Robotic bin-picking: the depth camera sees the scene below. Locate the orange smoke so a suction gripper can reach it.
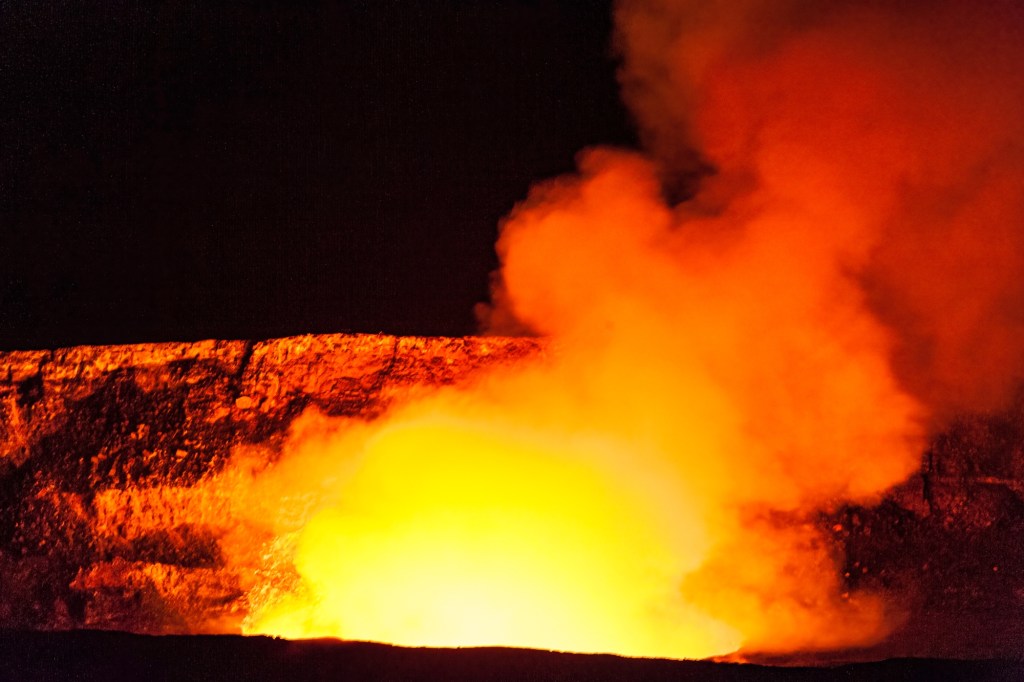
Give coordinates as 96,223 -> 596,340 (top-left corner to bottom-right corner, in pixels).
231,0 -> 1024,659
616,0 -> 1024,416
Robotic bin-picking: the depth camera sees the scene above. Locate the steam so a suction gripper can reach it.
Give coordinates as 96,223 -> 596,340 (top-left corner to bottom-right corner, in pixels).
232,0 -> 1024,658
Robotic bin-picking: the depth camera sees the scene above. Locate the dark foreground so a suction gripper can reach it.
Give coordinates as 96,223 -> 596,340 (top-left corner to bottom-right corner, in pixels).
0,631 -> 1021,682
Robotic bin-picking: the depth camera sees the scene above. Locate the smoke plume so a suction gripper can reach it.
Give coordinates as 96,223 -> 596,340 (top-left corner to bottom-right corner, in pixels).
233,0 -> 1024,658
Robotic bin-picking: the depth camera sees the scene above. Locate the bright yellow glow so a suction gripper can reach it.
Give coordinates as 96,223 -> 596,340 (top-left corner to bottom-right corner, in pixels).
246,415 -> 742,659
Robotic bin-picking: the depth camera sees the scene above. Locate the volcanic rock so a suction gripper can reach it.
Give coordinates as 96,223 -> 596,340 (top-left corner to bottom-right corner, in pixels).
0,334 -> 1021,661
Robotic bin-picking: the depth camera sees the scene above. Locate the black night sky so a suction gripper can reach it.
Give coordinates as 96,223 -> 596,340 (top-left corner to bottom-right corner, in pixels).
0,1 -> 635,350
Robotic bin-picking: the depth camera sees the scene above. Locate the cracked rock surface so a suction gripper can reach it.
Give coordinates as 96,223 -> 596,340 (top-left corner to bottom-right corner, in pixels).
0,334 -> 540,632
0,333 -> 1021,660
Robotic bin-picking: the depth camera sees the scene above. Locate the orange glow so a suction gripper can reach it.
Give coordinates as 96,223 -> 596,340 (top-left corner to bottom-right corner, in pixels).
244,415 -> 740,658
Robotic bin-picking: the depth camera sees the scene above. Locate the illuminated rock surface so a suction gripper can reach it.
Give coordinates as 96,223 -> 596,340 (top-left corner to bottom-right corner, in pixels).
0,335 -> 540,634
0,334 -> 1021,662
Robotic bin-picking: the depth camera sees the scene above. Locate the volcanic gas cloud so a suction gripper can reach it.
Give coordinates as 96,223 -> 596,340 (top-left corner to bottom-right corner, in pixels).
226,0 -> 1024,659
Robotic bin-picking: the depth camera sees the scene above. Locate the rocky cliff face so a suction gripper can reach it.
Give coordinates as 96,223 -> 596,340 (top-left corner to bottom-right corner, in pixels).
0,334 -> 1021,656
0,335 -> 540,633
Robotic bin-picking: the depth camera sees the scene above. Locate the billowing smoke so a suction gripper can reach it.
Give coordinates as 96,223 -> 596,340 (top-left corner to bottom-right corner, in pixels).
231,0 -> 1024,659
610,0 -> 1024,419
